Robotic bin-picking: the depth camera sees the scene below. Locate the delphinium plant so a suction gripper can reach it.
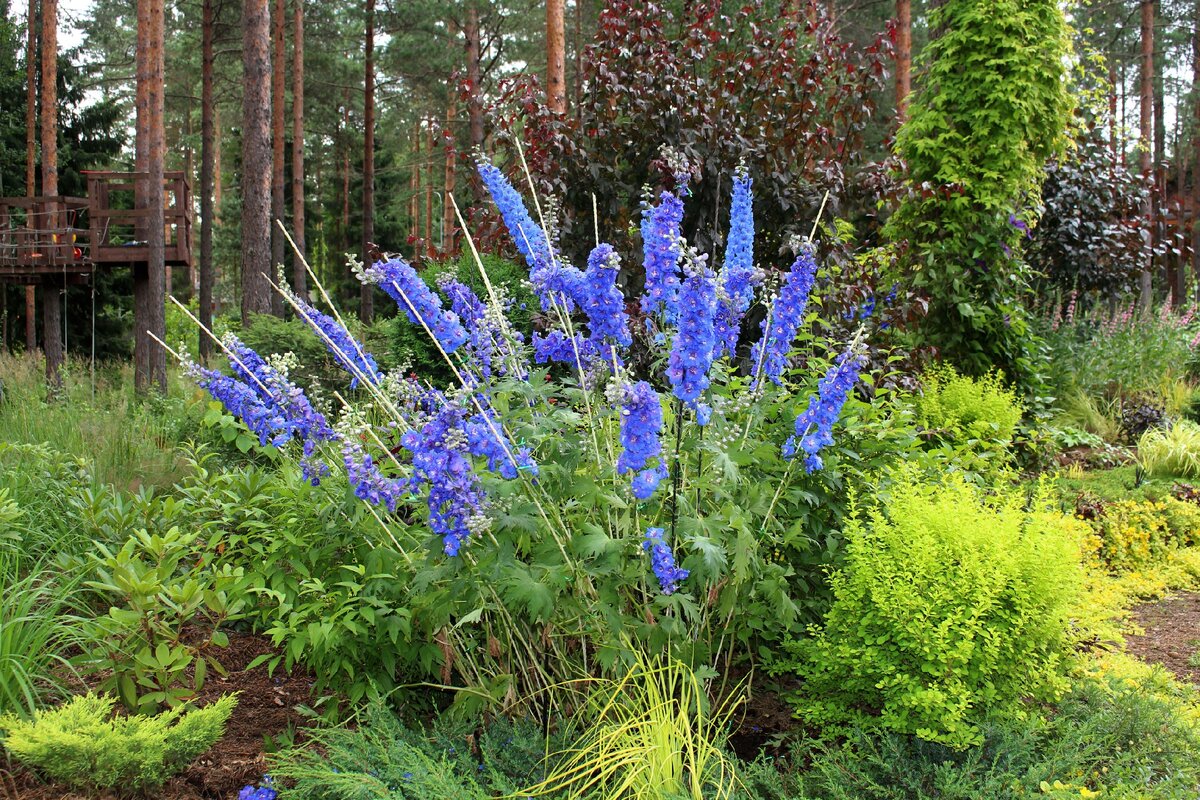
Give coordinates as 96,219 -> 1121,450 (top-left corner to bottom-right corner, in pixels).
170,149 -> 874,702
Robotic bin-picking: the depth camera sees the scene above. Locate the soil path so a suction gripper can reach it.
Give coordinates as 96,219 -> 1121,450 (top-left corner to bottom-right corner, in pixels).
1125,591 -> 1200,684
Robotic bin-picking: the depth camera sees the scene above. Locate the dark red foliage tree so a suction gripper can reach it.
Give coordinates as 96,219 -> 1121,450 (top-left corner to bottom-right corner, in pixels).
483,0 -> 893,271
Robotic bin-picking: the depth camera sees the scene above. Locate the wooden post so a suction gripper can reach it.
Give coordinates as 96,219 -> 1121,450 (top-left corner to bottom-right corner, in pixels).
24,286 -> 35,352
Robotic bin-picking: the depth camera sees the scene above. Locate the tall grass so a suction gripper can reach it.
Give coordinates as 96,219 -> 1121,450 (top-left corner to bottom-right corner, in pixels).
0,353 -> 195,489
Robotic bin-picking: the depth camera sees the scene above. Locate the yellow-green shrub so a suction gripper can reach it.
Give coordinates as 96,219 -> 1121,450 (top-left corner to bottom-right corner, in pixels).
916,365 -> 1024,442
1089,497 -> 1200,571
0,692 -> 236,796
777,474 -> 1083,749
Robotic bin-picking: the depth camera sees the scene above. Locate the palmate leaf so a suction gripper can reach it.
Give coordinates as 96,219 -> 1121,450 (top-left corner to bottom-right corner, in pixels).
499,566 -> 556,623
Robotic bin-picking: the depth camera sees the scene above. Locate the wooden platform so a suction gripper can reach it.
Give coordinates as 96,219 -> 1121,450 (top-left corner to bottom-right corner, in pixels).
0,171 -> 192,285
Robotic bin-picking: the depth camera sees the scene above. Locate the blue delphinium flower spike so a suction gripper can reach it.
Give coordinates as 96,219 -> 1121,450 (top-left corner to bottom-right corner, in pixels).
666,248 -> 717,419
614,380 -> 668,499
715,170 -> 757,358
582,243 -> 632,354
782,345 -> 865,472
643,527 -> 689,594
640,188 -> 686,323
364,256 -> 468,353
750,243 -> 819,387
292,297 -> 382,388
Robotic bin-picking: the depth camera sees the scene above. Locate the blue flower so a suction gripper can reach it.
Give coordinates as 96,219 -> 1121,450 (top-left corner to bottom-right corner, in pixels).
643,527 -> 689,594
615,381 -> 668,499
365,256 -> 468,353
782,345 -> 865,472
582,243 -> 632,353
715,171 -> 757,357
751,244 -> 818,387
291,297 -> 381,388
463,409 -> 538,479
640,188 -> 686,322
342,438 -> 407,512
666,251 -> 718,416
238,782 -> 277,800
532,330 -> 598,367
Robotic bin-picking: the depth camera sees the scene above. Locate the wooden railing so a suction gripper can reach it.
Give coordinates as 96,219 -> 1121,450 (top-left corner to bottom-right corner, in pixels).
85,171 -> 193,267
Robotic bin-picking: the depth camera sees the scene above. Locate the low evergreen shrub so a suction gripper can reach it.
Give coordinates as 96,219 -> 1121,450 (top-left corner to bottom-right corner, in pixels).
0,692 -> 236,797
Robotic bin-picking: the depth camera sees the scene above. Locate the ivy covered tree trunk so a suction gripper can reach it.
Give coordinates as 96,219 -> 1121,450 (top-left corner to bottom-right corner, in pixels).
886,0 -> 1072,384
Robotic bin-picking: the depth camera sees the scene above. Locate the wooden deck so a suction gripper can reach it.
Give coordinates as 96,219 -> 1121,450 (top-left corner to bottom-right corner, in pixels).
0,171 -> 192,285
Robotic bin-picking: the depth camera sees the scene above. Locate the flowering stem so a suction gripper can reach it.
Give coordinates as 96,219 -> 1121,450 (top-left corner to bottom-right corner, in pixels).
670,399 -> 684,542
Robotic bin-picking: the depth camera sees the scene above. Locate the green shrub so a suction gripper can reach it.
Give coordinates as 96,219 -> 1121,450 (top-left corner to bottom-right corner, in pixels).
916,366 -> 1024,442
785,655 -> 1200,800
777,473 -> 1083,749
269,700 -> 565,799
73,525 -> 248,713
1139,420 -> 1200,479
0,692 -> 236,797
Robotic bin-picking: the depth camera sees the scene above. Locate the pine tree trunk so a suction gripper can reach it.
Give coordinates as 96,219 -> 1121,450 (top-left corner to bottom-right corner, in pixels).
24,0 -> 37,354
199,0 -> 215,363
1192,0 -> 1200,302
341,88 -> 350,255
424,121 -> 433,255
291,0 -> 307,296
443,100 -> 456,253
241,0 -> 273,324
410,122 -> 420,239
546,0 -> 566,114
269,0 -> 286,314
574,0 -> 583,114
895,0 -> 911,121
465,6 -> 483,150
1140,0 -> 1155,309
360,0 -> 375,324
40,0 -> 60,387
146,0 -> 166,391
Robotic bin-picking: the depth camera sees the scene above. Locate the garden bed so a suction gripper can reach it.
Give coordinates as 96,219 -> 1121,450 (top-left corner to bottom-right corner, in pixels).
1126,591 -> 1200,685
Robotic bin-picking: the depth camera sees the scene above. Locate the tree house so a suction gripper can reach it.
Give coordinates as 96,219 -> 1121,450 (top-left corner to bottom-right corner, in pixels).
0,171 -> 192,286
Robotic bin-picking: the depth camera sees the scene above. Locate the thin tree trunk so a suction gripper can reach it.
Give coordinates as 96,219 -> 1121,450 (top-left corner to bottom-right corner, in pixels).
199,0 -> 215,362
341,87 -> 350,258
360,0 -> 375,324
24,0 -> 37,354
25,0 -> 36,197
895,0 -> 911,121
291,0 -> 307,296
242,0 -> 273,323
1139,0 -> 1155,309
146,0 -> 166,391
410,122 -> 420,240
443,101 -> 456,253
546,0 -> 566,114
465,6 -> 483,150
424,121 -> 433,255
40,0 -> 60,387
213,105 -> 223,213
1192,0 -> 1200,302
574,0 -> 583,115
269,0 -> 286,314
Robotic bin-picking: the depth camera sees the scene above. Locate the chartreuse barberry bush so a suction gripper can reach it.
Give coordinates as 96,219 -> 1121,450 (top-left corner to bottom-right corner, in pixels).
913,365 -> 1025,479
887,0 -> 1072,384
174,154 -> 893,702
777,471 -> 1084,749
0,693 -> 236,797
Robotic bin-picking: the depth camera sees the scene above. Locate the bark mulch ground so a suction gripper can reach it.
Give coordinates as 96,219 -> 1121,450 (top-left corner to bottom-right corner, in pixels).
1124,590 -> 1200,685
1,630 -> 316,800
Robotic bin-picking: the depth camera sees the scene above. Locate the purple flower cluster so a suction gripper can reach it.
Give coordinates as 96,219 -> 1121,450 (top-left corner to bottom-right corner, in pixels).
238,786 -> 276,800
342,437 -> 407,512
464,410 -> 538,480
715,172 -> 758,358
782,347 -> 865,472
292,297 -> 381,388
400,403 -> 489,556
532,330 -> 596,367
643,527 -> 689,595
667,254 -> 717,418
440,278 -> 497,380
640,188 -> 686,322
366,256 -> 467,353
582,243 -> 632,352
190,336 -> 337,484
751,245 -> 818,387
476,159 -> 583,312
476,159 -> 556,276
615,381 -> 668,500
